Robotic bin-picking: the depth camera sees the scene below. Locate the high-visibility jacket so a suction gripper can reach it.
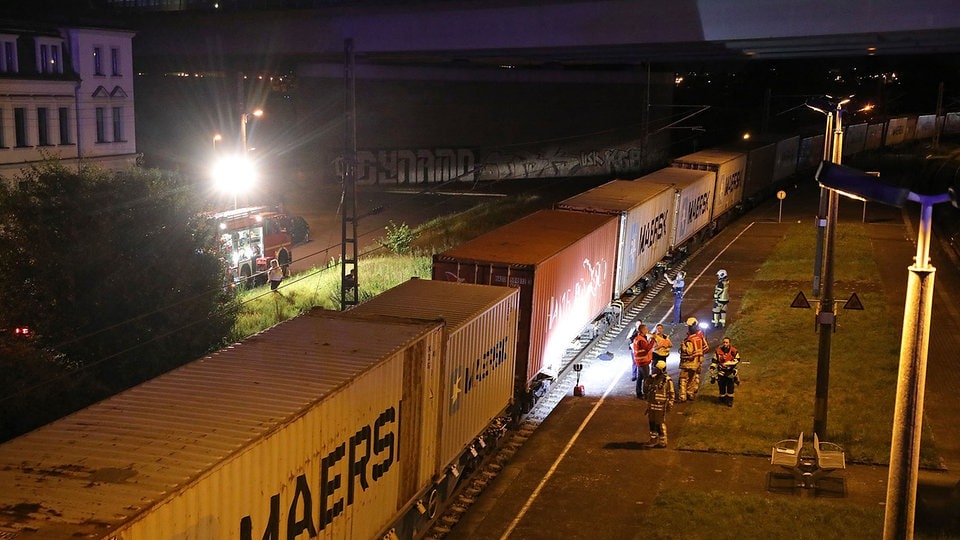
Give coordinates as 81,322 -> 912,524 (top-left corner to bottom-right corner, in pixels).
632,334 -> 653,367
679,332 -> 708,369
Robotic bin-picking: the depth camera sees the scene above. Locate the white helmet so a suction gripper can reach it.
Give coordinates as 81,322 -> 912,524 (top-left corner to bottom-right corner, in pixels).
717,269 -> 728,280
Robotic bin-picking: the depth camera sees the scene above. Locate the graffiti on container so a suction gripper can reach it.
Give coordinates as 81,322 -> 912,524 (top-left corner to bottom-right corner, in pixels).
546,257 -> 609,331
239,406 -> 397,539
478,145 -> 645,180
355,148 -> 476,184
449,335 -> 511,414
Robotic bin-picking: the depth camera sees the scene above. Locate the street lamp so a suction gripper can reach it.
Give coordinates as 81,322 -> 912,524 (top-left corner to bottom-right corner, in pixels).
816,160 -> 953,540
212,133 -> 222,152
804,94 -> 850,439
240,109 -> 263,155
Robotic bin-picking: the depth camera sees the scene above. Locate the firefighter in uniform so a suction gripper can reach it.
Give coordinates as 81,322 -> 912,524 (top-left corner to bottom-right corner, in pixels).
712,269 -> 729,328
678,317 -> 709,402
645,360 -> 675,448
709,336 -> 741,407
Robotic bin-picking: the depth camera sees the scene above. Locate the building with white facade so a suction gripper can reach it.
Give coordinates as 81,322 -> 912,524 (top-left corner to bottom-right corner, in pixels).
0,20 -> 136,183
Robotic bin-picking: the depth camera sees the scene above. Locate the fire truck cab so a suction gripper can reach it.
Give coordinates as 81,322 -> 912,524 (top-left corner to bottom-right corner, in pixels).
209,206 -> 293,287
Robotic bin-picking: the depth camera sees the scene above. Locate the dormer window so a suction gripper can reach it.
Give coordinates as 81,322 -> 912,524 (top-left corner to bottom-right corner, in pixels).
37,39 -> 63,74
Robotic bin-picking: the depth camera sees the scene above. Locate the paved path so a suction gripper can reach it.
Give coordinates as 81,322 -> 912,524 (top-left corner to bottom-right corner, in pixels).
448,179 -> 960,538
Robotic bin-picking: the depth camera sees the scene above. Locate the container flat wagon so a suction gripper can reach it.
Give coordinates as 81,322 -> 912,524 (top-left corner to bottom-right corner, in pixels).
556,180 -> 674,299
345,278 -> 520,519
432,209 -> 618,399
0,310 -> 445,540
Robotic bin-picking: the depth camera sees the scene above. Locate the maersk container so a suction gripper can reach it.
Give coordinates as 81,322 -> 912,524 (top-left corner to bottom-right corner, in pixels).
798,133 -> 825,170
433,209 -> 618,390
556,180 -> 674,298
885,117 -> 911,146
917,114 -> 938,139
346,279 -> 519,474
774,136 -> 800,181
671,149 -> 747,221
865,122 -> 885,150
719,141 -> 776,201
843,123 -> 868,156
0,310 -> 444,540
642,167 -> 715,250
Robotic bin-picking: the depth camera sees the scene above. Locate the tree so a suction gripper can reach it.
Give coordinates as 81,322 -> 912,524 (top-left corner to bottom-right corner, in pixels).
0,162 -> 237,441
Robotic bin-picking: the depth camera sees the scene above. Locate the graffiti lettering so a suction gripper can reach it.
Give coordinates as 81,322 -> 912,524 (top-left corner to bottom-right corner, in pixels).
356,148 -> 476,185
546,258 -> 608,331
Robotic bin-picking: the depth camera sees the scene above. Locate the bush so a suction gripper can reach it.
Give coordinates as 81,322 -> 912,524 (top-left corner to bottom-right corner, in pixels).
377,221 -> 418,254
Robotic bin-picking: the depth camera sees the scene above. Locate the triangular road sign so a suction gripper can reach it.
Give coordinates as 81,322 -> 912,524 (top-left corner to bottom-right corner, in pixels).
790,291 -> 811,309
843,292 -> 864,310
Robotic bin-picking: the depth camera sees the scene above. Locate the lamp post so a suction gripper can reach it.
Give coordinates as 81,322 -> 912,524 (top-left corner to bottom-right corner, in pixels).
804,95 -> 849,438
816,160 -> 953,540
212,133 -> 222,152
240,109 -> 263,155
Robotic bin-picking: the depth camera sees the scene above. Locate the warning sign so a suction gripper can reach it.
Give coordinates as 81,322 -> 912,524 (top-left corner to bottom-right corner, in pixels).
843,292 -> 864,310
790,291 -> 811,309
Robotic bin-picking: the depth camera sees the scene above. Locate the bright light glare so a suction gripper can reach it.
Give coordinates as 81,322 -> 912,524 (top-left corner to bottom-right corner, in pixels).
211,155 -> 257,194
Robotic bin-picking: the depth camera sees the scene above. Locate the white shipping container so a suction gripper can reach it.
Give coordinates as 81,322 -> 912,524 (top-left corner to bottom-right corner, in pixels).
643,167 -> 716,249
557,180 -> 674,298
671,149 -> 747,220
346,279 -> 520,474
0,310 -> 444,540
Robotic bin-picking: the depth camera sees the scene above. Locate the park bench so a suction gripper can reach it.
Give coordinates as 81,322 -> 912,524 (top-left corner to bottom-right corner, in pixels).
769,432 -> 847,493
770,432 -> 802,471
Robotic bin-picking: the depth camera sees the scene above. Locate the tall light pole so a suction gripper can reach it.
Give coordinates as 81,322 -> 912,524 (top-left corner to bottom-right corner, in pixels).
241,109 -> 263,155
805,95 -> 849,438
212,133 -> 222,152
816,160 -> 954,540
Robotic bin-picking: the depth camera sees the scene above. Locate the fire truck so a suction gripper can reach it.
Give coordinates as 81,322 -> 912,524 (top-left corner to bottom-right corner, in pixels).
208,206 -> 293,287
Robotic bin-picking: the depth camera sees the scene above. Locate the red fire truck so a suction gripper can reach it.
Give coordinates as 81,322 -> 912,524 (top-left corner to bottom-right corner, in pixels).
208,206 -> 293,287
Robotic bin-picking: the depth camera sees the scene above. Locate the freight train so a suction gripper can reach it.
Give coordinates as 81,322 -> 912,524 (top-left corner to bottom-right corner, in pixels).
0,110 -> 954,539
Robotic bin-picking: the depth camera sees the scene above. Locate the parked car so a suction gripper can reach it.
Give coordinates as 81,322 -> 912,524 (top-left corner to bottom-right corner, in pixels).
288,215 -> 310,244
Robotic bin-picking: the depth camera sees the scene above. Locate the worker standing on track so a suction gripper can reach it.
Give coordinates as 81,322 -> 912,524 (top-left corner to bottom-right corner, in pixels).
678,317 -> 709,402
626,320 -> 643,381
710,336 -> 741,407
712,269 -> 730,329
645,360 -> 675,448
651,323 -> 672,369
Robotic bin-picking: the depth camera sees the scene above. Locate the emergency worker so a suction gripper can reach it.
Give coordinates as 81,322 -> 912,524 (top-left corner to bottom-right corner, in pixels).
678,317 -> 709,402
665,270 -> 686,324
645,360 -> 675,448
631,324 -> 653,399
712,269 -> 729,329
651,323 -> 672,368
626,320 -> 643,381
709,336 -> 741,407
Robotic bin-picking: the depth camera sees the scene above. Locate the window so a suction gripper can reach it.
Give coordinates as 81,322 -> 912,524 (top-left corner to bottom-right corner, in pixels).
93,46 -> 103,76
111,47 -> 121,76
37,108 -> 49,145
14,107 -> 27,147
40,45 -> 49,73
3,40 -> 16,73
112,106 -> 123,141
51,45 -> 60,74
58,107 -> 70,144
95,107 -> 106,142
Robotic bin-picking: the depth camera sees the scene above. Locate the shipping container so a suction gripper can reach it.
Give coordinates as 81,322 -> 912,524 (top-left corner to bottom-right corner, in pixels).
719,140 -> 776,201
773,136 -> 800,181
432,209 -> 618,389
885,116 -> 911,146
865,122 -> 885,150
843,123 -> 868,156
346,279 -> 519,476
944,112 -> 960,135
671,149 -> 747,221
0,310 -> 444,540
798,133 -> 826,171
916,114 -> 939,139
636,167 -> 715,252
556,180 -> 674,298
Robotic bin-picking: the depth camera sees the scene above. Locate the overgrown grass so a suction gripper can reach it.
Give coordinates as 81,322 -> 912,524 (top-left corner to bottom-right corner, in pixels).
639,488 -> 884,540
676,222 -> 940,467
